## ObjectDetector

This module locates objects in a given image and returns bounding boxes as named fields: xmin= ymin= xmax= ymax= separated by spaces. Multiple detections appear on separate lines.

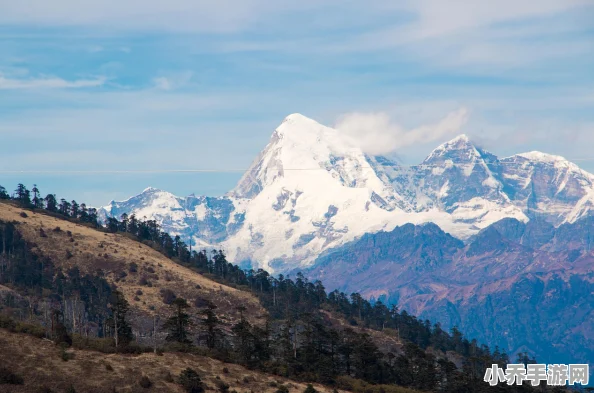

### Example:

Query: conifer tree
xmin=108 ymin=291 xmax=133 ymax=349
xmin=79 ymin=203 xmax=88 ymax=222
xmin=44 ymin=194 xmax=58 ymax=212
xmin=14 ymin=183 xmax=31 ymax=206
xmin=32 ymin=184 xmax=43 ymax=208
xmin=0 ymin=185 xmax=8 ymax=199
xmin=231 ymin=315 xmax=253 ymax=366
xmin=164 ymin=298 xmax=192 ymax=344
xmin=58 ymin=199 xmax=71 ymax=216
xmin=201 ymin=303 xmax=220 ymax=349
xmin=70 ymin=200 xmax=79 ymax=218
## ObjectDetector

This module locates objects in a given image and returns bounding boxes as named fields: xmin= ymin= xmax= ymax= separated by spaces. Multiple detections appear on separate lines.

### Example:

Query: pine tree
xmin=163 ymin=298 xmax=192 ymax=344
xmin=58 ymin=199 xmax=71 ymax=216
xmin=44 ymin=194 xmax=58 ymax=212
xmin=201 ymin=303 xmax=220 ymax=349
xmin=232 ymin=316 xmax=254 ymax=366
xmin=0 ymin=185 xmax=8 ymax=199
xmin=14 ymin=184 xmax=31 ymax=206
xmin=79 ymin=203 xmax=88 ymax=222
xmin=108 ymin=291 xmax=133 ymax=349
xmin=31 ymin=184 xmax=44 ymax=208
xmin=86 ymin=207 xmax=98 ymax=225
xmin=70 ymin=200 xmax=79 ymax=218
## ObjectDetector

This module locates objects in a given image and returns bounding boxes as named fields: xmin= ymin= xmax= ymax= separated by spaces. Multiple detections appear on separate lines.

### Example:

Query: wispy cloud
xmin=335 ymin=107 xmax=469 ymax=155
xmin=152 ymin=71 xmax=193 ymax=91
xmin=0 ymin=74 xmax=106 ymax=90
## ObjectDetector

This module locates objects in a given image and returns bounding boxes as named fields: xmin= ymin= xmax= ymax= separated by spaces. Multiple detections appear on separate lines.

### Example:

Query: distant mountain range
xmin=308 ymin=217 xmax=594 ymax=365
xmin=98 ymin=113 xmax=594 ymax=365
xmin=99 ymin=113 xmax=594 ymax=273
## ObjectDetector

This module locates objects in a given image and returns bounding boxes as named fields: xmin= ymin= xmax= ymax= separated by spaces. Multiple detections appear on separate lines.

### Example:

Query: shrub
xmin=0 ymin=367 xmax=24 ymax=385
xmin=164 ymin=372 xmax=174 ymax=383
xmin=66 ymin=385 xmax=77 ymax=393
xmin=19 ymin=211 xmax=28 ymax=218
xmin=65 ymin=250 xmax=73 ymax=259
xmin=136 ymin=289 xmax=143 ymax=296
xmin=39 ymin=228 xmax=47 ymax=237
xmin=60 ymin=345 xmax=74 ymax=361
xmin=105 ymin=363 xmax=114 ymax=371
xmin=160 ymin=289 xmax=177 ymax=305
xmin=222 ymin=367 xmax=230 ymax=374
xmin=129 ymin=263 xmax=138 ymax=273
xmin=304 ymin=385 xmax=318 ymax=393
xmin=146 ymin=266 xmax=155 ymax=273
xmin=53 ymin=226 xmax=61 ymax=232
xmin=14 ymin=321 xmax=46 ymax=338
xmin=215 ymin=380 xmax=230 ymax=393
xmin=179 ymin=368 xmax=204 ymax=393
xmin=276 ymin=386 xmax=290 ymax=393
xmin=0 ymin=315 xmax=16 ymax=330
xmin=139 ymin=376 xmax=152 ymax=389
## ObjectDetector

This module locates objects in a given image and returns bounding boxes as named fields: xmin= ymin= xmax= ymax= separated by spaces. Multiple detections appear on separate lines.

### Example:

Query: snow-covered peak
xmin=230 ymin=113 xmax=391 ymax=200
xmin=450 ymin=134 xmax=470 ymax=143
xmin=422 ymin=134 xmax=491 ymax=165
xmin=100 ymin=113 xmax=594 ymax=273
xmin=505 ymin=151 xmax=592 ymax=180
xmin=516 ymin=151 xmax=566 ymax=163
xmin=512 ymin=151 xmax=588 ymax=174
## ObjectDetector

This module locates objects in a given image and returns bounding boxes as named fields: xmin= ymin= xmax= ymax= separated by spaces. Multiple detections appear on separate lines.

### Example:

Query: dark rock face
xmin=307 ymin=217 xmax=594 ymax=366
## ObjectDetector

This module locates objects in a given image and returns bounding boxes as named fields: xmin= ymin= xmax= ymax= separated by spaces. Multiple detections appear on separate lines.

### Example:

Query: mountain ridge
xmin=98 ymin=113 xmax=594 ymax=273
xmin=306 ymin=215 xmax=594 ymax=366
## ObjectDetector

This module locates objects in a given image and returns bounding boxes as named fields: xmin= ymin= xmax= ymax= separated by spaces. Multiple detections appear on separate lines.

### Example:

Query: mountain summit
xmin=99 ymin=114 xmax=594 ymax=272
xmin=422 ymin=134 xmax=496 ymax=165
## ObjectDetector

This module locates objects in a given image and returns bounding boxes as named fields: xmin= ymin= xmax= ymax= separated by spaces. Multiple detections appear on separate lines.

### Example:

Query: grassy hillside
xmin=0 ymin=201 xmax=265 ymax=330
xmin=1 ymin=328 xmax=369 ymax=393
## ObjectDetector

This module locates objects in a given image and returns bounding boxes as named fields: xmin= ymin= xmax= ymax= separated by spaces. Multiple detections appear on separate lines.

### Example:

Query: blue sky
xmin=1 ymin=0 xmax=593 ymax=206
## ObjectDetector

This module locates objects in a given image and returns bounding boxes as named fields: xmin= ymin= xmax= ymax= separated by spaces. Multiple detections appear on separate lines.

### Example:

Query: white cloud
xmin=152 ymin=71 xmax=194 ymax=91
xmin=0 ymin=74 xmax=106 ymax=90
xmin=1 ymin=0 xmax=587 ymax=35
xmin=152 ymin=77 xmax=172 ymax=91
xmin=335 ymin=107 xmax=469 ymax=155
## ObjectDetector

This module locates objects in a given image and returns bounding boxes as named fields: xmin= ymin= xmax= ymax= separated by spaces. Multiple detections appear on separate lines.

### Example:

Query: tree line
xmin=0 ymin=183 xmax=538 ymax=392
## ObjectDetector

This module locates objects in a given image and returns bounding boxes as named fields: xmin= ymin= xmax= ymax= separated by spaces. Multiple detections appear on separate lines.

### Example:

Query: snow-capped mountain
xmin=98 ymin=113 xmax=594 ymax=272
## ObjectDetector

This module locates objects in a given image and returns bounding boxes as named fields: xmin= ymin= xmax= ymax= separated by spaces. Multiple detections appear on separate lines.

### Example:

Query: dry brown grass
xmin=0 ymin=203 xmax=266 ymax=329
xmin=0 ymin=328 xmax=347 ymax=393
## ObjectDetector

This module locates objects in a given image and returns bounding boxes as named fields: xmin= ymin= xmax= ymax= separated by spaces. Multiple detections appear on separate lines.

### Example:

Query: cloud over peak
xmin=335 ymin=107 xmax=469 ymax=155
